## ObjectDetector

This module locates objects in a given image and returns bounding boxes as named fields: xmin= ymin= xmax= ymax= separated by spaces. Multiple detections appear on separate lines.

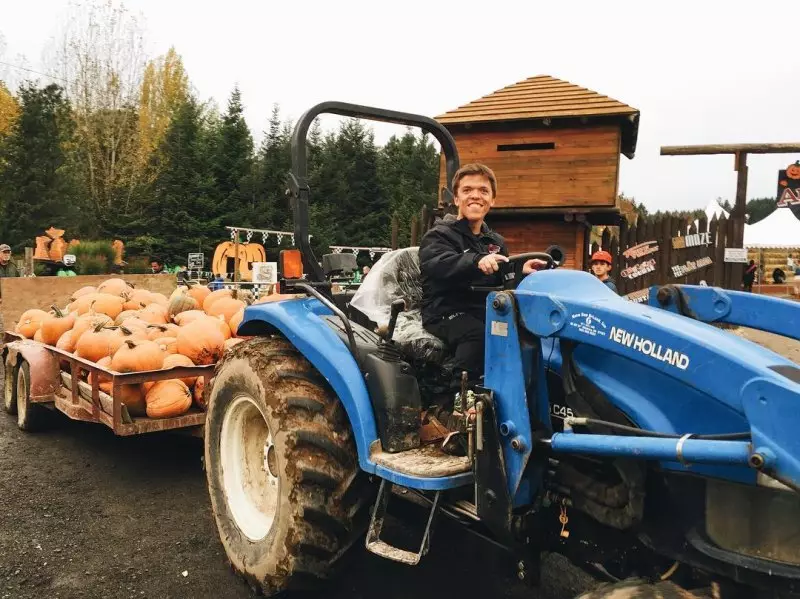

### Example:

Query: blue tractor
xmin=203 ymin=102 xmax=800 ymax=598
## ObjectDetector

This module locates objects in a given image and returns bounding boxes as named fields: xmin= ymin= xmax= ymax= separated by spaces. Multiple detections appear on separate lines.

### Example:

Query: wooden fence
xmin=590 ymin=214 xmax=745 ymax=301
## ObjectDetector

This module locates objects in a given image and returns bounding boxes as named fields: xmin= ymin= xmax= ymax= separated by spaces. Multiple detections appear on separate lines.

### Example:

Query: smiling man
xmin=419 ymin=163 xmax=544 ymax=393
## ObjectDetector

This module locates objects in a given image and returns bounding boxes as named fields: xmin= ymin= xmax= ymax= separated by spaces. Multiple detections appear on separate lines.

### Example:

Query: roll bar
xmin=287 ymin=101 xmax=460 ymax=282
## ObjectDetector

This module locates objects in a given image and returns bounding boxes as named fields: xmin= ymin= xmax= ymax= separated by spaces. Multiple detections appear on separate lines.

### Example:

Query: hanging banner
xmin=777 ymin=162 xmax=800 ymax=206
xmin=724 ymin=248 xmax=748 ymax=263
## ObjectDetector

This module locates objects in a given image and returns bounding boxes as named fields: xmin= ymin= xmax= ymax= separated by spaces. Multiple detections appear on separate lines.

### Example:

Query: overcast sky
xmin=2 ymin=0 xmax=799 ymax=212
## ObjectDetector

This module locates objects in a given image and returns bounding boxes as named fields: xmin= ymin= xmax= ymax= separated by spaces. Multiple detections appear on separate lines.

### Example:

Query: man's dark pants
xmin=426 ymin=312 xmax=485 ymax=387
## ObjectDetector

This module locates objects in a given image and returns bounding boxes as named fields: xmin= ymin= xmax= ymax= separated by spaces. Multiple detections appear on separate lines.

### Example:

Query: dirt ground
xmin=0 ymin=376 xmax=593 ymax=599
xmin=728 ymin=326 xmax=800 ymax=364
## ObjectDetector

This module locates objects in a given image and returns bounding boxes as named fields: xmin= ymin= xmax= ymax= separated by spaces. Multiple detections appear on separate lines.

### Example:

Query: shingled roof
xmin=435 ymin=75 xmax=640 ymax=158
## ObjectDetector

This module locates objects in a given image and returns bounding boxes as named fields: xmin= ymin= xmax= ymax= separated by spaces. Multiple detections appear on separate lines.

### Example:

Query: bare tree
xmin=47 ymin=0 xmax=148 ymax=214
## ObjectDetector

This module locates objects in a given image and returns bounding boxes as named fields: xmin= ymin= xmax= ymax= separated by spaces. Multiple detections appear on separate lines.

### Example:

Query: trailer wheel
xmin=16 ymin=361 xmax=45 ymax=432
xmin=575 ymin=578 xmax=701 ymax=598
xmin=204 ymin=337 xmax=373 ymax=596
xmin=3 ymin=356 xmax=18 ymax=415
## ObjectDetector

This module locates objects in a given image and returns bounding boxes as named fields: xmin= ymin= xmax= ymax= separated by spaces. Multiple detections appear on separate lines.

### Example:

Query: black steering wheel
xmin=506 ymin=252 xmax=556 ymax=269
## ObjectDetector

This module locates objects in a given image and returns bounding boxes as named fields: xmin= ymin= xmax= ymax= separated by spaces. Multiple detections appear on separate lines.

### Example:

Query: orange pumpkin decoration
xmin=111 ymin=339 xmax=165 ymax=373
xmin=39 ymin=307 xmax=76 ymax=345
xmin=76 ymin=324 xmax=126 ymax=363
xmin=787 ymin=163 xmax=800 ymax=180
xmin=229 ymin=308 xmax=244 ymax=336
xmin=168 ymin=292 xmax=198 ymax=318
xmin=145 ymin=380 xmax=192 ymax=418
xmin=15 ymin=309 xmax=49 ymax=339
xmin=154 ymin=336 xmax=178 ymax=355
xmin=211 ymin=241 xmax=266 ymax=281
xmin=193 ymin=376 xmax=208 ymax=410
xmin=202 ymin=288 xmax=233 ymax=313
xmin=97 ymin=278 xmax=133 ymax=297
xmin=173 ymin=310 xmax=208 ymax=326
xmin=176 ymin=319 xmax=225 ymax=365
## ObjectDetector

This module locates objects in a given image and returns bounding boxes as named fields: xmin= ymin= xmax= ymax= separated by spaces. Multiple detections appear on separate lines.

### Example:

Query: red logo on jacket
xmin=487 ymin=244 xmax=501 ymax=254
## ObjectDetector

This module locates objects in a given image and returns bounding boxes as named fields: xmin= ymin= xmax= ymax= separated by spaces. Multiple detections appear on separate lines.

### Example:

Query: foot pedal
xmin=365 ymin=479 xmax=441 ymax=565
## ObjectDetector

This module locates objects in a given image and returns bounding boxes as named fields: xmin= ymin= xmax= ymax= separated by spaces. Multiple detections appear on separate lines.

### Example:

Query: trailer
xmin=2 ymin=331 xmax=213 ymax=435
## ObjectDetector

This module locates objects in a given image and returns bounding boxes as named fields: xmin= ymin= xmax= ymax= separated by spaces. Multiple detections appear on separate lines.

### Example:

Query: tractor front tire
xmin=204 ymin=337 xmax=373 ymax=596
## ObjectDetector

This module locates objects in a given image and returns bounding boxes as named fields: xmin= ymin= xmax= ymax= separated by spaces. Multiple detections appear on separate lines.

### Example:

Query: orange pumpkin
xmin=168 ymin=292 xmax=198 ymax=318
xmin=186 ymin=282 xmax=211 ymax=306
xmin=111 ymin=339 xmax=165 ymax=373
xmin=56 ymin=330 xmax=78 ymax=354
xmin=70 ymin=285 xmax=97 ymax=300
xmin=193 ymin=376 xmax=208 ymax=410
xmin=154 ymin=336 xmax=178 ymax=355
xmin=138 ymin=304 xmax=169 ymax=325
xmin=97 ymin=278 xmax=133 ymax=297
xmin=162 ymin=354 xmax=197 ymax=388
xmin=118 ymin=384 xmax=147 ymax=416
xmin=40 ymin=307 xmax=76 ymax=345
xmin=173 ymin=310 xmax=208 ymax=326
xmin=117 ymin=317 xmax=149 ymax=332
xmin=15 ymin=309 xmax=49 ymax=339
xmin=207 ymin=297 xmax=246 ymax=324
xmin=145 ymin=323 xmax=179 ymax=341
xmin=115 ymin=309 xmax=142 ymax=326
xmin=201 ymin=315 xmax=232 ymax=341
xmin=71 ymin=293 xmax=125 ymax=319
xmin=149 ymin=293 xmax=169 ymax=307
xmin=122 ymin=299 xmax=145 ymax=312
xmin=72 ymin=313 xmax=113 ymax=342
xmin=202 ymin=288 xmax=233 ymax=313
xmin=176 ymin=319 xmax=225 ymax=365
xmin=787 ymin=163 xmax=800 ymax=179
xmin=33 ymin=329 xmax=44 ymax=343
xmin=228 ymin=308 xmax=244 ymax=336
xmin=145 ymin=380 xmax=192 ymax=418
xmin=128 ymin=289 xmax=155 ymax=306
xmin=88 ymin=356 xmax=113 ymax=393
xmin=76 ymin=324 xmax=125 ymax=363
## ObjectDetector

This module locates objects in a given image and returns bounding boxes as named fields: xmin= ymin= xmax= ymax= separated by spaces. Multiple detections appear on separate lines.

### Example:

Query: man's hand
xmin=477 ymin=253 xmax=508 ymax=274
xmin=522 ymin=259 xmax=548 ymax=275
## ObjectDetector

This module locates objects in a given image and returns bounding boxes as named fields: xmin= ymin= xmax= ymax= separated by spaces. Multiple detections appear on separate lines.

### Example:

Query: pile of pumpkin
xmin=14 ymin=278 xmax=253 ymax=419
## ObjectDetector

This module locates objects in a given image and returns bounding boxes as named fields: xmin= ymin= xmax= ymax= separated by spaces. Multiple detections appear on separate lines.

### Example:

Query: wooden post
xmin=24 ymin=247 xmax=33 ymax=277
xmin=233 ymin=231 xmax=240 ymax=283
xmin=410 ymin=216 xmax=420 ymax=247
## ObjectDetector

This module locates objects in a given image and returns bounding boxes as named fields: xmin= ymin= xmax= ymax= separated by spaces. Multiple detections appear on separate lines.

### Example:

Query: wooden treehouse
xmin=434 ymin=75 xmax=639 ymax=270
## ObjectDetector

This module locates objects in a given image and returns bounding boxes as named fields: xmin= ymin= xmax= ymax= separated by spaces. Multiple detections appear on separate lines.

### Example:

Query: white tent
xmin=704 ymin=199 xmax=729 ymax=221
xmin=744 ymin=207 xmax=800 ymax=248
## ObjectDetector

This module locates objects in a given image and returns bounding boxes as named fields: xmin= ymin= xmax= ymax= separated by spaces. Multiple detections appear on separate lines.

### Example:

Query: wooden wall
xmin=487 ymin=218 xmax=586 ymax=271
xmin=439 ymin=124 xmax=621 ymax=208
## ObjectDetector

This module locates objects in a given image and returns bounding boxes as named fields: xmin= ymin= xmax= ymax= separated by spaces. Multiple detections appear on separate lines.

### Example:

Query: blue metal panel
xmin=550 ymin=431 xmax=752 ymax=466
xmin=238 ymin=298 xmax=470 ymax=491
xmin=484 ymin=294 xmax=534 ymax=504
xmin=515 ymin=269 xmax=800 ymax=488
xmin=648 ymin=284 xmax=800 ymax=342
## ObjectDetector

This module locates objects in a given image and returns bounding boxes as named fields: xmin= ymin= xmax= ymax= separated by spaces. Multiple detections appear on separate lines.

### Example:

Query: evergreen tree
xmin=0 ymin=83 xmax=82 ymax=250
xmin=213 ymin=86 xmax=254 ymax=226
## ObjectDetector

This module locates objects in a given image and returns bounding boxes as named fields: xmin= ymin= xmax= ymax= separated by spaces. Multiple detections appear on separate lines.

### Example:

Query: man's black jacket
xmin=419 ymin=215 xmax=513 ymax=326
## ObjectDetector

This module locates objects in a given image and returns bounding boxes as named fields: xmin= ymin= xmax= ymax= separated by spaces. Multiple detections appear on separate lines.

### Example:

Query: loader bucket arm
xmin=287 ymin=101 xmax=460 ymax=282
xmin=648 ymin=284 xmax=800 ymax=342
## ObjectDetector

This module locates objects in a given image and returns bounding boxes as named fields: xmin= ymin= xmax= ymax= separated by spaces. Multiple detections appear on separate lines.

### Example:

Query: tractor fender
xmin=238 ymin=297 xmax=379 ymax=472
xmin=3 ymin=339 xmax=60 ymax=401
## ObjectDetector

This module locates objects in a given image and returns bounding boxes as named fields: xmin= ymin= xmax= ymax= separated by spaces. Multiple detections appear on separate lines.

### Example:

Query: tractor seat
xmin=349 ymin=247 xmax=448 ymax=365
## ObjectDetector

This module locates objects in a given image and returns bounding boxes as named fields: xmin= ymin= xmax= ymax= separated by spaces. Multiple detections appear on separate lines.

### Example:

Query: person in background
xmin=590 ymin=250 xmax=618 ymax=293
xmin=176 ymin=265 xmax=190 ymax=284
xmin=209 ymin=274 xmax=225 ymax=291
xmin=0 ymin=244 xmax=20 ymax=279
xmin=150 ymin=258 xmax=165 ymax=274
xmin=742 ymin=260 xmax=757 ymax=292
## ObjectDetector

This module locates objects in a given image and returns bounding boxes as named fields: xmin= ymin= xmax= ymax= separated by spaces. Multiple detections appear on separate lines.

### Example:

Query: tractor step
xmin=365 ymin=479 xmax=441 ymax=565
xmin=369 ymin=440 xmax=471 ymax=478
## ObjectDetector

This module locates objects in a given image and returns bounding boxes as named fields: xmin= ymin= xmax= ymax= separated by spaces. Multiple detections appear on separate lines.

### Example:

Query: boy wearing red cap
xmin=590 ymin=250 xmax=618 ymax=293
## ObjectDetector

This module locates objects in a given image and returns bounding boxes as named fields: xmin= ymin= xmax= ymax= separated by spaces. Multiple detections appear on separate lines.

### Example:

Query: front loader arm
xmin=648 ymin=284 xmax=800 ymax=342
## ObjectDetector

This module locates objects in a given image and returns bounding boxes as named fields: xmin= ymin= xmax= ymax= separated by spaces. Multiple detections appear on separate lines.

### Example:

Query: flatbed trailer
xmin=2 ymin=332 xmax=213 ymax=435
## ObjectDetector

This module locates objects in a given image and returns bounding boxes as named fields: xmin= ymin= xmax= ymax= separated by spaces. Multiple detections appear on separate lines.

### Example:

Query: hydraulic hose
xmin=564 ymin=417 xmax=750 ymax=441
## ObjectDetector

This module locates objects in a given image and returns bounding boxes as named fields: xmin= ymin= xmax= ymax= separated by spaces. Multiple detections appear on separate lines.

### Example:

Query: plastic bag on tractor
xmin=350 ymin=247 xmax=446 ymax=364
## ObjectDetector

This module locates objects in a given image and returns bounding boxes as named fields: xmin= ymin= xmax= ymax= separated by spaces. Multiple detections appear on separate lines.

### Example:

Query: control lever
xmin=385 ymin=299 xmax=406 ymax=342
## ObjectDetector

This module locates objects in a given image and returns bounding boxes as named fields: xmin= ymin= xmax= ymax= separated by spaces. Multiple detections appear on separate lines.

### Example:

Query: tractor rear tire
xmin=3 ymin=356 xmax=18 ymax=415
xmin=204 ymin=336 xmax=374 ymax=596
xmin=575 ymin=578 xmax=703 ymax=598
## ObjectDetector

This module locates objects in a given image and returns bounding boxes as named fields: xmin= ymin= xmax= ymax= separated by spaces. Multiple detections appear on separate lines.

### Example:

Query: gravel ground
xmin=0 ymin=373 xmax=593 ymax=599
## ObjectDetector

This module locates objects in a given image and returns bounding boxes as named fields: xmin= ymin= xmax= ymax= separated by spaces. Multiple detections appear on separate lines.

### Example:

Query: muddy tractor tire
xmin=204 ymin=337 xmax=374 ymax=596
xmin=16 ymin=360 xmax=45 ymax=431
xmin=3 ymin=354 xmax=18 ymax=415
xmin=575 ymin=578 xmax=703 ymax=598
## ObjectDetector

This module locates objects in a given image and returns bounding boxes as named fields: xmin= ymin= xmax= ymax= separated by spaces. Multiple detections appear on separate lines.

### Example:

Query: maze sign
xmin=777 ymin=161 xmax=800 ymax=207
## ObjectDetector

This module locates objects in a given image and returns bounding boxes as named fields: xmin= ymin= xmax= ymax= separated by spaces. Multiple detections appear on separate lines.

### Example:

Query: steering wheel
xmin=506 ymin=252 xmax=556 ymax=269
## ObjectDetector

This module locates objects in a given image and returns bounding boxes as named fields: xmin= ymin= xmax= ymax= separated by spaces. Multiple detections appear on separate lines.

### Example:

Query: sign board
xmin=777 ymin=162 xmax=800 ymax=207
xmin=622 ymin=241 xmax=658 ymax=260
xmin=188 ymin=253 xmax=204 ymax=269
xmin=724 ymin=248 xmax=748 ymax=263
xmin=672 ymin=232 xmax=712 ymax=250
xmin=251 ymin=262 xmax=278 ymax=284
